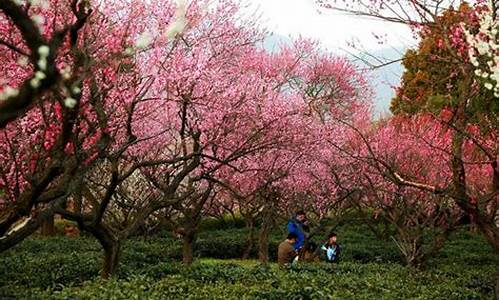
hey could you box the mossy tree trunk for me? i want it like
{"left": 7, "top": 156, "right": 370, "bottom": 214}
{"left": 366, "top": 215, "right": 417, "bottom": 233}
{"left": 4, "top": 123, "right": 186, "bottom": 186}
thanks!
{"left": 242, "top": 215, "right": 255, "bottom": 259}
{"left": 40, "top": 215, "right": 55, "bottom": 236}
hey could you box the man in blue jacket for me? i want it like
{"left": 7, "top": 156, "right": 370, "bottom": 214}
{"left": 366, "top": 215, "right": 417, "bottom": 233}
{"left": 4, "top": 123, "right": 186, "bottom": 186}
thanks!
{"left": 286, "top": 210, "right": 308, "bottom": 251}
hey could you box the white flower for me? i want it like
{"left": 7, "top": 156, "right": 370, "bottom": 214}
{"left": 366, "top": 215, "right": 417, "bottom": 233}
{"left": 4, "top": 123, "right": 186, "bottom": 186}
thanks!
{"left": 491, "top": 69, "right": 499, "bottom": 82}
{"left": 175, "top": 0, "right": 188, "bottom": 14}
{"left": 0, "top": 86, "right": 19, "bottom": 101}
{"left": 476, "top": 41, "right": 489, "bottom": 55}
{"left": 470, "top": 56, "right": 479, "bottom": 67}
{"left": 13, "top": 0, "right": 24, "bottom": 6}
{"left": 30, "top": 0, "right": 49, "bottom": 9}
{"left": 37, "top": 58, "right": 47, "bottom": 71}
{"left": 64, "top": 97, "right": 77, "bottom": 108}
{"left": 37, "top": 45, "right": 50, "bottom": 57}
{"left": 61, "top": 66, "right": 72, "bottom": 80}
{"left": 30, "top": 71, "right": 45, "bottom": 88}
{"left": 17, "top": 56, "right": 29, "bottom": 66}
{"left": 72, "top": 86, "right": 81, "bottom": 94}
{"left": 165, "top": 18, "right": 187, "bottom": 39}
{"left": 484, "top": 82, "right": 493, "bottom": 90}
{"left": 124, "top": 47, "right": 134, "bottom": 56}
{"left": 462, "top": 4, "right": 498, "bottom": 79}
{"left": 135, "top": 31, "right": 153, "bottom": 49}
{"left": 32, "top": 15, "right": 45, "bottom": 27}
{"left": 30, "top": 78, "right": 41, "bottom": 88}
{"left": 165, "top": 0, "right": 189, "bottom": 39}
{"left": 34, "top": 71, "right": 46, "bottom": 80}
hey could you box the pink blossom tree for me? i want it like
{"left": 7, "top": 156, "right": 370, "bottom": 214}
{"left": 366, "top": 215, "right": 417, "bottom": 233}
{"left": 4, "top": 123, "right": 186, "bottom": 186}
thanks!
{"left": 318, "top": 0, "right": 499, "bottom": 255}
{"left": 0, "top": 0, "right": 96, "bottom": 248}
{"left": 211, "top": 39, "right": 372, "bottom": 263}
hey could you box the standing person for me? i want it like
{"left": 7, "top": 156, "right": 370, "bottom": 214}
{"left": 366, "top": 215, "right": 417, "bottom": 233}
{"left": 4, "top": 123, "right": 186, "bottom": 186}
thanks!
{"left": 278, "top": 232, "right": 298, "bottom": 266}
{"left": 286, "top": 210, "right": 308, "bottom": 251}
{"left": 320, "top": 232, "right": 340, "bottom": 263}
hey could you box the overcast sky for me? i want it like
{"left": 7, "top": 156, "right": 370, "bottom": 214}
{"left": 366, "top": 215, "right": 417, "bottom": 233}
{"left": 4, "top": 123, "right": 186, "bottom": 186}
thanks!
{"left": 244, "top": 0, "right": 416, "bottom": 53}
{"left": 242, "top": 0, "right": 418, "bottom": 116}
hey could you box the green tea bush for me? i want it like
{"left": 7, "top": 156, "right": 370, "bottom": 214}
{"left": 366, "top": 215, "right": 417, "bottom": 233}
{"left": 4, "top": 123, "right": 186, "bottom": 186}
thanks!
{"left": 5, "top": 260, "right": 494, "bottom": 299}
{"left": 0, "top": 225, "right": 495, "bottom": 299}
{"left": 0, "top": 237, "right": 100, "bottom": 289}
{"left": 53, "top": 218, "right": 79, "bottom": 236}
{"left": 195, "top": 228, "right": 282, "bottom": 260}
{"left": 199, "top": 214, "right": 246, "bottom": 232}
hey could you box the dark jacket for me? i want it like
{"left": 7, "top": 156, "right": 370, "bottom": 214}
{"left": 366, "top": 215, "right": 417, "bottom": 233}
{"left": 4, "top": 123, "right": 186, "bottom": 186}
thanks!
{"left": 320, "top": 242, "right": 340, "bottom": 262}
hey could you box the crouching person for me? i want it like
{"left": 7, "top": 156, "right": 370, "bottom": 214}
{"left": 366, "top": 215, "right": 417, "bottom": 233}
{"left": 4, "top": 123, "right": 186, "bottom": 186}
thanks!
{"left": 320, "top": 232, "right": 340, "bottom": 263}
{"left": 278, "top": 232, "right": 299, "bottom": 266}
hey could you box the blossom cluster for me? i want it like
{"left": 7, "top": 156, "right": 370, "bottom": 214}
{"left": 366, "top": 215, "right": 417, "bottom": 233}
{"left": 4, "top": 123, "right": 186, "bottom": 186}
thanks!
{"left": 462, "top": 1, "right": 499, "bottom": 96}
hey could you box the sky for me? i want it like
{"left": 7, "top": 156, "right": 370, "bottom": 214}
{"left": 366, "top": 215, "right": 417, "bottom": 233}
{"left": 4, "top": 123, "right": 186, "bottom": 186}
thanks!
{"left": 242, "top": 0, "right": 419, "bottom": 115}
{"left": 244, "top": 0, "right": 416, "bottom": 53}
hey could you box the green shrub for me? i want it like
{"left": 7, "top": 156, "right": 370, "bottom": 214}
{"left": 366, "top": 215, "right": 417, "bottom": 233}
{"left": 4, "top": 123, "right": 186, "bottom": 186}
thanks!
{"left": 194, "top": 228, "right": 281, "bottom": 260}
{"left": 5, "top": 260, "right": 494, "bottom": 299}
{"left": 0, "top": 225, "right": 495, "bottom": 299}
{"left": 53, "top": 218, "right": 79, "bottom": 236}
{"left": 199, "top": 214, "right": 246, "bottom": 232}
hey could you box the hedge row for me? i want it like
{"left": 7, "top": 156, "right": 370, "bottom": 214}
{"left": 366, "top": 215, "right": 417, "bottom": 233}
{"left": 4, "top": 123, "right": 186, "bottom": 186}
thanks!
{"left": 1, "top": 259, "right": 495, "bottom": 299}
{"left": 0, "top": 225, "right": 496, "bottom": 299}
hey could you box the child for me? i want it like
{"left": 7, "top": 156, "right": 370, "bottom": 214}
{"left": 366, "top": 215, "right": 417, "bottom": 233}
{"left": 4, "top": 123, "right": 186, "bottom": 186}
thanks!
{"left": 320, "top": 232, "right": 340, "bottom": 262}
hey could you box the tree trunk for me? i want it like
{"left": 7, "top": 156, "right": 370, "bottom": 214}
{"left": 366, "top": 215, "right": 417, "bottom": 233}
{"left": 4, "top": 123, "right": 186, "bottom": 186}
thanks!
{"left": 449, "top": 82, "right": 499, "bottom": 299}
{"left": 102, "top": 240, "right": 121, "bottom": 279}
{"left": 182, "top": 232, "right": 195, "bottom": 265}
{"left": 258, "top": 217, "right": 271, "bottom": 264}
{"left": 242, "top": 217, "right": 255, "bottom": 259}
{"left": 40, "top": 215, "right": 55, "bottom": 236}
{"left": 74, "top": 190, "right": 83, "bottom": 214}
{"left": 257, "top": 193, "right": 277, "bottom": 265}
{"left": 475, "top": 220, "right": 499, "bottom": 253}
{"left": 450, "top": 96, "right": 499, "bottom": 253}
{"left": 495, "top": 273, "right": 499, "bottom": 300}
{"left": 87, "top": 223, "right": 122, "bottom": 279}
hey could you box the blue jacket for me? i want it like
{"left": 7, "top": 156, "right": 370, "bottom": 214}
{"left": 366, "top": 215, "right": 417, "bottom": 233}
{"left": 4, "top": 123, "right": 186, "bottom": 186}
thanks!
{"left": 287, "top": 219, "right": 305, "bottom": 250}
